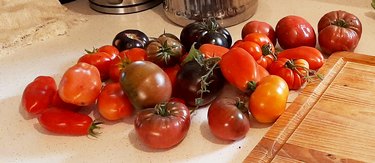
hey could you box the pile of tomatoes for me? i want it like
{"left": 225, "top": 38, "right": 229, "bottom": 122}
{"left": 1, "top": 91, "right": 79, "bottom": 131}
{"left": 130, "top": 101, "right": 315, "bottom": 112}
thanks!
{"left": 21, "top": 10, "right": 362, "bottom": 149}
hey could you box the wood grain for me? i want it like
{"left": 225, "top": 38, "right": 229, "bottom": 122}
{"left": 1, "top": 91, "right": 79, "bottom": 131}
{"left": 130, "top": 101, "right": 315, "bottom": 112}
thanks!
{"left": 244, "top": 52, "right": 375, "bottom": 163}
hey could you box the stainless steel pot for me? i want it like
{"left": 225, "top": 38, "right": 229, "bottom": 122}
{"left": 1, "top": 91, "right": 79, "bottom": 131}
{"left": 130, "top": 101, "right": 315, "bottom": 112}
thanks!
{"left": 163, "top": 0, "right": 258, "bottom": 27}
{"left": 89, "top": 0, "right": 163, "bottom": 14}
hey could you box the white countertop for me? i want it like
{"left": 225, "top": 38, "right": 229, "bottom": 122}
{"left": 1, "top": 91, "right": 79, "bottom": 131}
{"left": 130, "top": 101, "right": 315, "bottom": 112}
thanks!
{"left": 1, "top": 0, "right": 374, "bottom": 162}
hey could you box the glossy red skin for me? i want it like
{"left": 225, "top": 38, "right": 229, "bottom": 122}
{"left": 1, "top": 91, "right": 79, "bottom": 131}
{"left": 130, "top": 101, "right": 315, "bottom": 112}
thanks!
{"left": 277, "top": 46, "right": 324, "bottom": 70}
{"left": 163, "top": 64, "right": 181, "bottom": 90}
{"left": 208, "top": 97, "right": 250, "bottom": 141}
{"left": 78, "top": 51, "right": 113, "bottom": 81}
{"left": 134, "top": 102, "right": 190, "bottom": 149}
{"left": 22, "top": 76, "right": 57, "bottom": 114}
{"left": 97, "top": 82, "right": 134, "bottom": 121}
{"left": 318, "top": 10, "right": 362, "bottom": 55}
{"left": 38, "top": 107, "right": 93, "bottom": 135}
{"left": 58, "top": 62, "right": 102, "bottom": 106}
{"left": 97, "top": 45, "right": 119, "bottom": 60}
{"left": 268, "top": 58, "right": 307, "bottom": 90}
{"left": 241, "top": 20, "right": 277, "bottom": 45}
{"left": 276, "top": 15, "right": 316, "bottom": 49}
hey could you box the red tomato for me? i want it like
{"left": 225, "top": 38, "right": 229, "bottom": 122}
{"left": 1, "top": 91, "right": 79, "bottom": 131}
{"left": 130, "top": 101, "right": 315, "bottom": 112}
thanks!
{"left": 277, "top": 46, "right": 324, "bottom": 70}
{"left": 21, "top": 76, "right": 57, "bottom": 115}
{"left": 58, "top": 62, "right": 102, "bottom": 106}
{"left": 268, "top": 58, "right": 309, "bottom": 90}
{"left": 249, "top": 75, "right": 289, "bottom": 123}
{"left": 241, "top": 20, "right": 277, "bottom": 45}
{"left": 78, "top": 50, "right": 113, "bottom": 81}
{"left": 134, "top": 102, "right": 190, "bottom": 149}
{"left": 97, "top": 83, "right": 133, "bottom": 121}
{"left": 208, "top": 96, "right": 250, "bottom": 141}
{"left": 220, "top": 47, "right": 260, "bottom": 92}
{"left": 97, "top": 45, "right": 119, "bottom": 60}
{"left": 163, "top": 64, "right": 181, "bottom": 90}
{"left": 38, "top": 107, "right": 102, "bottom": 136}
{"left": 257, "top": 64, "right": 269, "bottom": 80}
{"left": 276, "top": 15, "right": 316, "bottom": 49}
{"left": 109, "top": 48, "right": 147, "bottom": 82}
{"left": 198, "top": 43, "right": 229, "bottom": 58}
{"left": 51, "top": 92, "right": 81, "bottom": 111}
{"left": 234, "top": 33, "right": 276, "bottom": 69}
{"left": 318, "top": 10, "right": 362, "bottom": 55}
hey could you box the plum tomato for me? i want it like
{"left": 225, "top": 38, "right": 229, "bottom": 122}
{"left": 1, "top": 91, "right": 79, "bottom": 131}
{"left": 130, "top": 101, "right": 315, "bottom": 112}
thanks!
{"left": 112, "top": 29, "right": 149, "bottom": 51}
{"left": 276, "top": 15, "right": 316, "bottom": 49}
{"left": 241, "top": 20, "right": 276, "bottom": 45}
{"left": 248, "top": 75, "right": 289, "bottom": 123}
{"left": 277, "top": 46, "right": 324, "bottom": 70}
{"left": 208, "top": 96, "right": 250, "bottom": 141}
{"left": 22, "top": 76, "right": 57, "bottom": 115}
{"left": 58, "top": 62, "right": 102, "bottom": 106}
{"left": 97, "top": 82, "right": 134, "bottom": 121}
{"left": 317, "top": 10, "right": 362, "bottom": 55}
{"left": 134, "top": 102, "right": 190, "bottom": 149}
{"left": 120, "top": 61, "right": 172, "bottom": 110}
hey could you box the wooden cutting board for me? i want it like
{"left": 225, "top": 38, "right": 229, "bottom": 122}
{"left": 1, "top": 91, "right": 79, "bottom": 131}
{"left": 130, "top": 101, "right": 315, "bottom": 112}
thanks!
{"left": 245, "top": 52, "right": 375, "bottom": 162}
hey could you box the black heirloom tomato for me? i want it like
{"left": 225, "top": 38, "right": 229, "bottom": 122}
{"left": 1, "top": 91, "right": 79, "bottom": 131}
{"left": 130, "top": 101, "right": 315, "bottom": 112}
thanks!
{"left": 120, "top": 61, "right": 172, "bottom": 110}
{"left": 180, "top": 18, "right": 232, "bottom": 50}
{"left": 112, "top": 29, "right": 149, "bottom": 51}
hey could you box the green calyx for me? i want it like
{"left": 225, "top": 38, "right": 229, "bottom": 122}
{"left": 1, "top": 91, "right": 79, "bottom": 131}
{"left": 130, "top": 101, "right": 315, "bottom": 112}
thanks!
{"left": 246, "top": 81, "right": 257, "bottom": 93}
{"left": 155, "top": 102, "right": 171, "bottom": 117}
{"left": 89, "top": 120, "right": 103, "bottom": 138}
{"left": 332, "top": 19, "right": 349, "bottom": 28}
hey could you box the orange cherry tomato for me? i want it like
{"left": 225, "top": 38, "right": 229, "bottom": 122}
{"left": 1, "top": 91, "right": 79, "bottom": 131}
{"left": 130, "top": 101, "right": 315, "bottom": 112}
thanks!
{"left": 249, "top": 75, "right": 289, "bottom": 123}
{"left": 198, "top": 43, "right": 229, "bottom": 58}
{"left": 58, "top": 62, "right": 102, "bottom": 106}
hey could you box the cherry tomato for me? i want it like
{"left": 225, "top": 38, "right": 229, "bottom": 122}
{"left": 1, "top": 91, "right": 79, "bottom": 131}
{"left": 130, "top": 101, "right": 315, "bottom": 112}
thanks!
{"left": 268, "top": 58, "right": 309, "bottom": 90}
{"left": 318, "top": 10, "right": 362, "bottom": 55}
{"left": 78, "top": 49, "right": 113, "bottom": 81}
{"left": 241, "top": 20, "right": 276, "bottom": 45}
{"left": 219, "top": 47, "right": 260, "bottom": 92}
{"left": 38, "top": 107, "right": 102, "bottom": 136}
{"left": 120, "top": 61, "right": 172, "bottom": 110}
{"left": 109, "top": 48, "right": 147, "bottom": 82}
{"left": 277, "top": 46, "right": 324, "bottom": 70}
{"left": 198, "top": 43, "right": 229, "bottom": 58}
{"left": 248, "top": 75, "right": 289, "bottom": 123}
{"left": 97, "top": 45, "right": 119, "bottom": 60}
{"left": 58, "top": 62, "right": 102, "bottom": 106}
{"left": 134, "top": 102, "right": 190, "bottom": 149}
{"left": 97, "top": 83, "right": 134, "bottom": 121}
{"left": 208, "top": 96, "right": 250, "bottom": 141}
{"left": 276, "top": 15, "right": 316, "bottom": 49}
{"left": 22, "top": 76, "right": 57, "bottom": 115}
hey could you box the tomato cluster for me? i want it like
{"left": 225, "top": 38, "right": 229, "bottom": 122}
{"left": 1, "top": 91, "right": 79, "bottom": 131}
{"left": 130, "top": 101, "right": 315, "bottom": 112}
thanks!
{"left": 21, "top": 10, "right": 362, "bottom": 149}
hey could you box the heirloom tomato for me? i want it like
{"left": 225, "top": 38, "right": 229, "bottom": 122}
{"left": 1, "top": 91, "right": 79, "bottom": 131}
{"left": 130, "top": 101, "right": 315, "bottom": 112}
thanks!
{"left": 38, "top": 107, "right": 102, "bottom": 136}
{"left": 241, "top": 20, "right": 276, "bottom": 45}
{"left": 97, "top": 83, "right": 134, "bottom": 121}
{"left": 112, "top": 29, "right": 149, "bottom": 51}
{"left": 277, "top": 46, "right": 324, "bottom": 70}
{"left": 58, "top": 62, "right": 102, "bottom": 106}
{"left": 120, "top": 61, "right": 172, "bottom": 110}
{"left": 22, "top": 76, "right": 57, "bottom": 115}
{"left": 208, "top": 96, "right": 250, "bottom": 141}
{"left": 318, "top": 10, "right": 362, "bottom": 55}
{"left": 249, "top": 75, "right": 289, "bottom": 123}
{"left": 78, "top": 49, "right": 113, "bottom": 81}
{"left": 134, "top": 102, "right": 190, "bottom": 149}
{"left": 276, "top": 15, "right": 316, "bottom": 49}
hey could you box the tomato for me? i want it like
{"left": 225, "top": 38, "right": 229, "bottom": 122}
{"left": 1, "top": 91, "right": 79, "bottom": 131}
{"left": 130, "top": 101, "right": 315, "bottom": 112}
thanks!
{"left": 257, "top": 64, "right": 270, "bottom": 80}
{"left": 198, "top": 43, "right": 229, "bottom": 58}
{"left": 180, "top": 18, "right": 232, "bottom": 50}
{"left": 163, "top": 64, "right": 181, "bottom": 90}
{"left": 268, "top": 58, "right": 309, "bottom": 90}
{"left": 234, "top": 33, "right": 276, "bottom": 69}
{"left": 146, "top": 33, "right": 184, "bottom": 68}
{"left": 97, "top": 83, "right": 134, "bottom": 121}
{"left": 120, "top": 61, "right": 172, "bottom": 109}
{"left": 276, "top": 15, "right": 316, "bottom": 49}
{"left": 241, "top": 20, "right": 277, "bottom": 45}
{"left": 58, "top": 62, "right": 102, "bottom": 106}
{"left": 134, "top": 102, "right": 190, "bottom": 149}
{"left": 112, "top": 29, "right": 149, "bottom": 51}
{"left": 78, "top": 49, "right": 113, "bottom": 81}
{"left": 317, "top": 10, "right": 362, "bottom": 55}
{"left": 51, "top": 92, "right": 81, "bottom": 111}
{"left": 97, "top": 45, "right": 119, "bottom": 60}
{"left": 109, "top": 48, "right": 147, "bottom": 82}
{"left": 208, "top": 96, "right": 250, "bottom": 141}
{"left": 277, "top": 46, "right": 324, "bottom": 70}
{"left": 38, "top": 107, "right": 102, "bottom": 136}
{"left": 219, "top": 47, "right": 260, "bottom": 92}
{"left": 22, "top": 76, "right": 57, "bottom": 115}
{"left": 248, "top": 75, "right": 289, "bottom": 123}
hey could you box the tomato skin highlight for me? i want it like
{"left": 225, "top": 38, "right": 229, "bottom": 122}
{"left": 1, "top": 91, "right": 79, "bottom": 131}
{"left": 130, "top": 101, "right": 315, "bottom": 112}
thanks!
{"left": 22, "top": 76, "right": 57, "bottom": 115}
{"left": 249, "top": 75, "right": 289, "bottom": 123}
{"left": 58, "top": 62, "right": 102, "bottom": 106}
{"left": 38, "top": 107, "right": 96, "bottom": 136}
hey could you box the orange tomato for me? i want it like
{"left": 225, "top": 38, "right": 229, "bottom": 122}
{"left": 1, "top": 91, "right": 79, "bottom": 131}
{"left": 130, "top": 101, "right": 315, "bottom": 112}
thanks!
{"left": 198, "top": 43, "right": 229, "bottom": 58}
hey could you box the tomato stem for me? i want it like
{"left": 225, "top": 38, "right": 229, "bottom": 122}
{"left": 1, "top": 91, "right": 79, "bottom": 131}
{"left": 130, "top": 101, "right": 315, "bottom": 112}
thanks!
{"left": 88, "top": 120, "right": 103, "bottom": 138}
{"left": 247, "top": 81, "right": 257, "bottom": 93}
{"left": 155, "top": 102, "right": 170, "bottom": 117}
{"left": 332, "top": 19, "right": 348, "bottom": 28}
{"left": 235, "top": 98, "right": 248, "bottom": 114}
